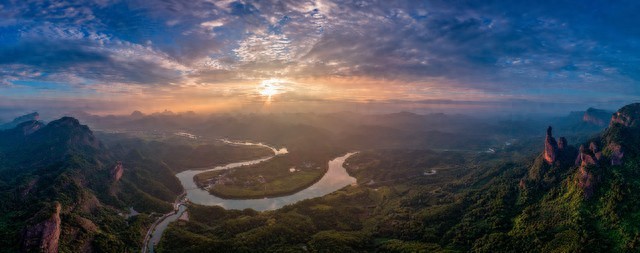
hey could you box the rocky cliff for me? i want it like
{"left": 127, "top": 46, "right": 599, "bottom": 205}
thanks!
{"left": 574, "top": 143, "right": 603, "bottom": 199}
{"left": 22, "top": 202, "right": 61, "bottom": 253}
{"left": 610, "top": 103, "right": 640, "bottom": 127}
{"left": 543, "top": 126, "right": 569, "bottom": 165}
{"left": 112, "top": 161, "right": 124, "bottom": 182}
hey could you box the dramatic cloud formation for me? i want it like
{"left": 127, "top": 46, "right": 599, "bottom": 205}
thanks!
{"left": 0, "top": 0, "right": 639, "bottom": 114}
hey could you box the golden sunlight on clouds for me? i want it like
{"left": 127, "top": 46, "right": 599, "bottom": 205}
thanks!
{"left": 258, "top": 79, "right": 283, "bottom": 96}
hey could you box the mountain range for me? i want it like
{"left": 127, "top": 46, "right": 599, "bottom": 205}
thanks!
{"left": 0, "top": 104, "right": 636, "bottom": 252}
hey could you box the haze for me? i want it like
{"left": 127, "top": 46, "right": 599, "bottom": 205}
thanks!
{"left": 1, "top": 0, "right": 639, "bottom": 117}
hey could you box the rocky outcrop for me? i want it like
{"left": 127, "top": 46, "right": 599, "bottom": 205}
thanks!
{"left": 544, "top": 126, "right": 568, "bottom": 164}
{"left": 575, "top": 143, "right": 601, "bottom": 167}
{"left": 574, "top": 142, "right": 603, "bottom": 199}
{"left": 22, "top": 202, "right": 61, "bottom": 253}
{"left": 609, "top": 143, "right": 624, "bottom": 166}
{"left": 544, "top": 126, "right": 558, "bottom": 164}
{"left": 111, "top": 161, "right": 124, "bottom": 182}
{"left": 576, "top": 166, "right": 596, "bottom": 199}
{"left": 610, "top": 103, "right": 640, "bottom": 127}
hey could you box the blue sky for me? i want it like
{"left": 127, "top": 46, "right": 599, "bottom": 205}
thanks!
{"left": 0, "top": 0, "right": 639, "bottom": 115}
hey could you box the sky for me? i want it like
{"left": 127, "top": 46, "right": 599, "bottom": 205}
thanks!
{"left": 1, "top": 0, "right": 640, "bottom": 116}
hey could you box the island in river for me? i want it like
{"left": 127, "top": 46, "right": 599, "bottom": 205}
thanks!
{"left": 193, "top": 142, "right": 348, "bottom": 199}
{"left": 149, "top": 142, "right": 357, "bottom": 251}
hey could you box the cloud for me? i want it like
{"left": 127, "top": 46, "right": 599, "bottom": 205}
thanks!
{"left": 0, "top": 0, "right": 639, "bottom": 112}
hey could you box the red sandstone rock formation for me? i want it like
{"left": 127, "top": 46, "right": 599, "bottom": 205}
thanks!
{"left": 576, "top": 166, "right": 595, "bottom": 199}
{"left": 112, "top": 161, "right": 124, "bottom": 182}
{"left": 610, "top": 103, "right": 640, "bottom": 127}
{"left": 574, "top": 143, "right": 604, "bottom": 199}
{"left": 544, "top": 126, "right": 568, "bottom": 164}
{"left": 544, "top": 126, "right": 559, "bottom": 164}
{"left": 575, "top": 144, "right": 599, "bottom": 167}
{"left": 609, "top": 143, "right": 624, "bottom": 166}
{"left": 22, "top": 202, "right": 61, "bottom": 253}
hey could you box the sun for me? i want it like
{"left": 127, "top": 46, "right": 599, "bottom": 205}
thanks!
{"left": 259, "top": 82, "right": 279, "bottom": 97}
{"left": 258, "top": 79, "right": 285, "bottom": 103}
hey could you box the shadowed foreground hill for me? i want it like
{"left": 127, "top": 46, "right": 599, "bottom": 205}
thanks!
{"left": 0, "top": 115, "right": 277, "bottom": 252}
{"left": 0, "top": 117, "right": 183, "bottom": 252}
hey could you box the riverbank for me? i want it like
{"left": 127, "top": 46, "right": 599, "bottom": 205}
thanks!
{"left": 179, "top": 152, "right": 357, "bottom": 211}
{"left": 193, "top": 153, "right": 334, "bottom": 199}
{"left": 204, "top": 167, "right": 329, "bottom": 199}
{"left": 141, "top": 192, "right": 186, "bottom": 253}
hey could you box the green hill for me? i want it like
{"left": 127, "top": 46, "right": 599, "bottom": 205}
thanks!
{"left": 157, "top": 103, "right": 640, "bottom": 252}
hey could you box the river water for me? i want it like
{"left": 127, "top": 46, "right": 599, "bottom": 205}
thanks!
{"left": 147, "top": 141, "right": 357, "bottom": 252}
{"left": 176, "top": 141, "right": 357, "bottom": 210}
{"left": 177, "top": 152, "right": 357, "bottom": 211}
{"left": 148, "top": 205, "right": 187, "bottom": 252}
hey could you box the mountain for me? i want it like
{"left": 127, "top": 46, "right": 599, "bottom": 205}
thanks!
{"left": 582, "top": 107, "right": 612, "bottom": 126}
{"left": 155, "top": 102, "right": 640, "bottom": 253}
{"left": 0, "top": 117, "right": 182, "bottom": 252}
{"left": 0, "top": 112, "right": 41, "bottom": 130}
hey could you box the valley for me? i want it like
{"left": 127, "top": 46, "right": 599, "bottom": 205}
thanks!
{"left": 0, "top": 105, "right": 629, "bottom": 252}
{"left": 3, "top": 2, "right": 638, "bottom": 252}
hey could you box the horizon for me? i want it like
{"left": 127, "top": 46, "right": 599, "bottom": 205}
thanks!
{"left": 4, "top": 2, "right": 640, "bottom": 251}
{"left": 0, "top": 103, "right": 631, "bottom": 125}
{"left": 1, "top": 1, "right": 639, "bottom": 115}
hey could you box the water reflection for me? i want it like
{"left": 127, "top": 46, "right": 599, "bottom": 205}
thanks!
{"left": 149, "top": 204, "right": 187, "bottom": 253}
{"left": 177, "top": 149, "right": 357, "bottom": 211}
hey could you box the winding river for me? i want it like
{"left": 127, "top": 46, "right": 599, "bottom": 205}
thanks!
{"left": 146, "top": 140, "right": 357, "bottom": 252}
{"left": 178, "top": 140, "right": 357, "bottom": 210}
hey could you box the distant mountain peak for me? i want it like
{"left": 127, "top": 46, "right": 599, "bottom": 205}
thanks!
{"left": 130, "top": 110, "right": 144, "bottom": 117}
{"left": 582, "top": 107, "right": 612, "bottom": 126}
{"left": 0, "top": 112, "right": 40, "bottom": 130}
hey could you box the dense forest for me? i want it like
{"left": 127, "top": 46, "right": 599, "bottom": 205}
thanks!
{"left": 157, "top": 104, "right": 640, "bottom": 252}
{"left": 0, "top": 103, "right": 633, "bottom": 252}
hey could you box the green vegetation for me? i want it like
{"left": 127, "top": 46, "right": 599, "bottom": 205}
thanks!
{"left": 101, "top": 133, "right": 275, "bottom": 171}
{"left": 0, "top": 117, "right": 279, "bottom": 252}
{"left": 195, "top": 154, "right": 331, "bottom": 199}
{"left": 157, "top": 113, "right": 640, "bottom": 252}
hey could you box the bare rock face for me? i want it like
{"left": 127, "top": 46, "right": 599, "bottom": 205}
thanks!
{"left": 610, "top": 103, "right": 640, "bottom": 127}
{"left": 544, "top": 126, "right": 559, "bottom": 164}
{"left": 576, "top": 166, "right": 596, "bottom": 199}
{"left": 575, "top": 144, "right": 600, "bottom": 167}
{"left": 543, "top": 126, "right": 569, "bottom": 164}
{"left": 590, "top": 142, "right": 603, "bottom": 161}
{"left": 111, "top": 161, "right": 124, "bottom": 182}
{"left": 574, "top": 143, "right": 604, "bottom": 199}
{"left": 22, "top": 202, "right": 61, "bottom": 253}
{"left": 609, "top": 143, "right": 624, "bottom": 166}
